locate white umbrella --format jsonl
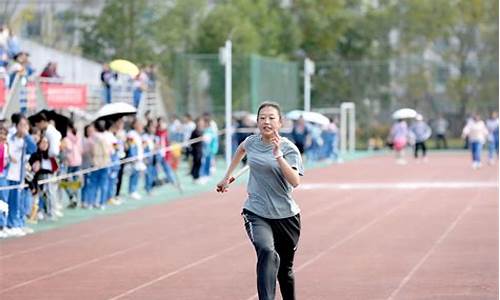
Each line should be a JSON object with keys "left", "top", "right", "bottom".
{"left": 286, "top": 110, "right": 330, "bottom": 126}
{"left": 95, "top": 102, "right": 137, "bottom": 121}
{"left": 392, "top": 108, "right": 418, "bottom": 120}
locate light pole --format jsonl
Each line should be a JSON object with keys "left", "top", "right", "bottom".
{"left": 220, "top": 40, "right": 232, "bottom": 168}
{"left": 304, "top": 57, "right": 315, "bottom": 112}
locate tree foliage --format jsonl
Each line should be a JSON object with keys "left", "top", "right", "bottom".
{"left": 76, "top": 0, "right": 497, "bottom": 121}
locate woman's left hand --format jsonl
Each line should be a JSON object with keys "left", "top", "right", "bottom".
{"left": 271, "top": 130, "right": 283, "bottom": 158}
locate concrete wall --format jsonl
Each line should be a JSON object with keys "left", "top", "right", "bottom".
{"left": 19, "top": 37, "right": 102, "bottom": 86}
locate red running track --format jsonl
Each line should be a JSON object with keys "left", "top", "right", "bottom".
{"left": 0, "top": 153, "right": 498, "bottom": 300}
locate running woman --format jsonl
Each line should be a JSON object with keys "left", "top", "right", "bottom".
{"left": 217, "top": 101, "right": 304, "bottom": 300}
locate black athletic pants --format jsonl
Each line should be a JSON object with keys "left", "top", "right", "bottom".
{"left": 242, "top": 209, "right": 301, "bottom": 300}
{"left": 414, "top": 141, "right": 427, "bottom": 158}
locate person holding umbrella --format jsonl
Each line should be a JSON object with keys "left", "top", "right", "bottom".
{"left": 388, "top": 118, "right": 409, "bottom": 165}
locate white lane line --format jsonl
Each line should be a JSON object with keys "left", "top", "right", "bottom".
{"left": 386, "top": 203, "right": 473, "bottom": 300}
{"left": 1, "top": 191, "right": 349, "bottom": 295}
{"left": 107, "top": 241, "right": 248, "bottom": 300}
{"left": 0, "top": 240, "right": 150, "bottom": 294}
{"left": 106, "top": 194, "right": 358, "bottom": 299}
{"left": 300, "top": 181, "right": 498, "bottom": 190}
{"left": 244, "top": 192, "right": 417, "bottom": 300}
{"left": 0, "top": 193, "right": 238, "bottom": 260}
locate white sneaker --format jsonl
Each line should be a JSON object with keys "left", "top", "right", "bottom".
{"left": 0, "top": 230, "right": 7, "bottom": 238}
{"left": 6, "top": 228, "right": 26, "bottom": 237}
{"left": 54, "top": 210, "right": 64, "bottom": 218}
{"left": 130, "top": 192, "right": 142, "bottom": 200}
{"left": 396, "top": 158, "right": 407, "bottom": 165}
{"left": 22, "top": 227, "right": 34, "bottom": 234}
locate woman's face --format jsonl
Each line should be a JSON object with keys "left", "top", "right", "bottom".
{"left": 0, "top": 130, "right": 6, "bottom": 142}
{"left": 258, "top": 106, "right": 281, "bottom": 138}
{"left": 134, "top": 121, "right": 144, "bottom": 133}
{"left": 39, "top": 138, "right": 49, "bottom": 151}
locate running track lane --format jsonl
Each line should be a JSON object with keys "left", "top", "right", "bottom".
{"left": 0, "top": 153, "right": 497, "bottom": 300}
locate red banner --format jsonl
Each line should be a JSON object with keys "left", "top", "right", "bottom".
{"left": 0, "top": 80, "right": 5, "bottom": 106}
{"left": 0, "top": 81, "right": 87, "bottom": 109}
{"left": 40, "top": 83, "right": 87, "bottom": 108}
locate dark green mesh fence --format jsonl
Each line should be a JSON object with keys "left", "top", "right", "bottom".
{"left": 173, "top": 53, "right": 300, "bottom": 117}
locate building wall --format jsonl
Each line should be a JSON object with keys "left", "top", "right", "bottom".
{"left": 19, "top": 37, "right": 102, "bottom": 86}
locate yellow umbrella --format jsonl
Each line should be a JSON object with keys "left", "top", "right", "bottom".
{"left": 109, "top": 59, "right": 140, "bottom": 77}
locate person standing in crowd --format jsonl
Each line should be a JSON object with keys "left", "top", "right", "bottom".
{"left": 166, "top": 114, "right": 180, "bottom": 143}
{"left": 389, "top": 119, "right": 409, "bottom": 165}
{"left": 102, "top": 120, "right": 120, "bottom": 206}
{"left": 60, "top": 122, "right": 82, "bottom": 208}
{"left": 81, "top": 124, "right": 95, "bottom": 209}
{"left": 40, "top": 61, "right": 61, "bottom": 79}
{"left": 485, "top": 111, "right": 499, "bottom": 165}
{"left": 236, "top": 114, "right": 256, "bottom": 165}
{"left": 155, "top": 117, "right": 178, "bottom": 187}
{"left": 142, "top": 119, "right": 157, "bottom": 195}
{"left": 0, "top": 126, "right": 9, "bottom": 238}
{"left": 28, "top": 137, "right": 58, "bottom": 220}
{"left": 9, "top": 51, "right": 33, "bottom": 88}
{"left": 217, "top": 102, "right": 303, "bottom": 300}
{"left": 433, "top": 114, "right": 448, "bottom": 149}
{"left": 462, "top": 114, "right": 489, "bottom": 169}
{"left": 9, "top": 52, "right": 33, "bottom": 114}
{"left": 189, "top": 117, "right": 205, "bottom": 184}
{"left": 181, "top": 113, "right": 196, "bottom": 160}
{"left": 127, "top": 118, "right": 145, "bottom": 200}
{"left": 90, "top": 121, "right": 112, "bottom": 209}
{"left": 5, "top": 115, "right": 36, "bottom": 237}
{"left": 33, "top": 113, "right": 63, "bottom": 217}
{"left": 323, "top": 117, "right": 339, "bottom": 162}
{"left": 410, "top": 115, "right": 432, "bottom": 162}
{"left": 307, "top": 123, "right": 323, "bottom": 162}
{"left": 132, "top": 68, "right": 148, "bottom": 109}
{"left": 200, "top": 112, "right": 219, "bottom": 181}
{"left": 110, "top": 118, "right": 127, "bottom": 204}
{"left": 100, "top": 63, "right": 115, "bottom": 104}
{"left": 291, "top": 116, "right": 310, "bottom": 157}
{"left": 463, "top": 114, "right": 474, "bottom": 149}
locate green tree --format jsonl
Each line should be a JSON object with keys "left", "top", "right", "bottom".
{"left": 79, "top": 0, "right": 157, "bottom": 64}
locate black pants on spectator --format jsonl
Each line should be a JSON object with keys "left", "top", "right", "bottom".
{"left": 190, "top": 153, "right": 202, "bottom": 180}
{"left": 435, "top": 134, "right": 448, "bottom": 149}
{"left": 414, "top": 141, "right": 427, "bottom": 158}
{"left": 242, "top": 209, "right": 301, "bottom": 300}
{"left": 115, "top": 164, "right": 125, "bottom": 197}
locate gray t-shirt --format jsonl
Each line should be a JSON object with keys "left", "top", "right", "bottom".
{"left": 242, "top": 134, "right": 304, "bottom": 219}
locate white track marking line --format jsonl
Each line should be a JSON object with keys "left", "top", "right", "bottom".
{"left": 107, "top": 241, "right": 247, "bottom": 300}
{"left": 1, "top": 192, "right": 350, "bottom": 295}
{"left": 0, "top": 195, "right": 238, "bottom": 260}
{"left": 386, "top": 202, "right": 473, "bottom": 300}
{"left": 244, "top": 191, "right": 419, "bottom": 300}
{"left": 300, "top": 181, "right": 498, "bottom": 190}
{"left": 0, "top": 240, "right": 151, "bottom": 294}
{"left": 0, "top": 222, "right": 140, "bottom": 260}
{"left": 105, "top": 194, "right": 358, "bottom": 299}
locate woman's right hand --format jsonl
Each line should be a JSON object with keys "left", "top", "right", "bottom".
{"left": 216, "top": 177, "right": 230, "bottom": 193}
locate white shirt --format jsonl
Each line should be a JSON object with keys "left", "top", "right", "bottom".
{"left": 45, "top": 124, "right": 62, "bottom": 158}
{"left": 7, "top": 135, "right": 25, "bottom": 181}
{"left": 462, "top": 120, "right": 489, "bottom": 144}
